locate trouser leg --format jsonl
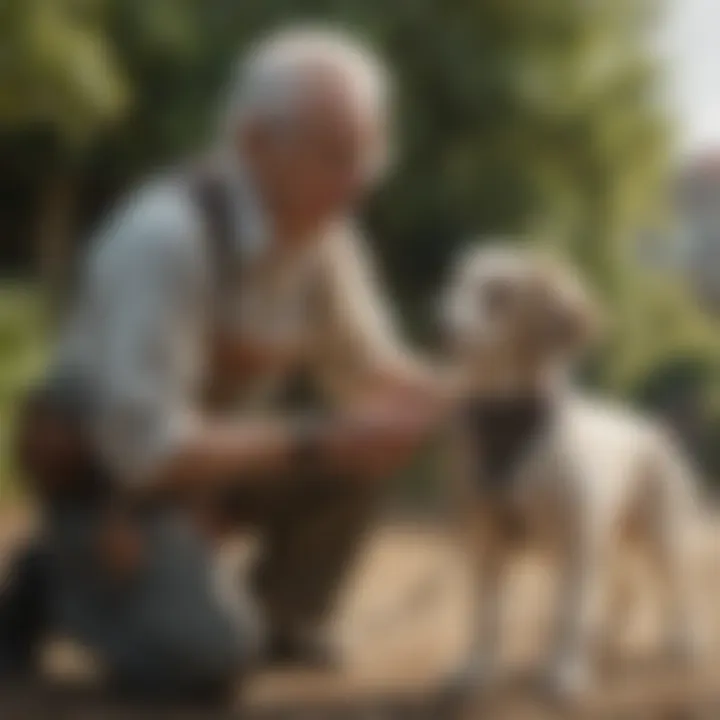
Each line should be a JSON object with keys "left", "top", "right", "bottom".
{"left": 49, "top": 509, "right": 252, "bottom": 699}
{"left": 250, "top": 477, "right": 379, "bottom": 641}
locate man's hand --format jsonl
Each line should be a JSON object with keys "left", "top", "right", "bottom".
{"left": 153, "top": 393, "right": 449, "bottom": 496}
{"left": 313, "top": 361, "right": 457, "bottom": 481}
{"left": 317, "top": 404, "right": 438, "bottom": 480}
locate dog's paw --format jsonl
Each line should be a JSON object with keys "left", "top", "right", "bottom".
{"left": 541, "top": 656, "right": 593, "bottom": 702}
{"left": 664, "top": 627, "right": 708, "bottom": 668}
{"left": 444, "top": 655, "right": 499, "bottom": 696}
{"left": 436, "top": 657, "right": 498, "bottom": 718}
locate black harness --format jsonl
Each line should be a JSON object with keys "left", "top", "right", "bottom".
{"left": 463, "top": 394, "right": 553, "bottom": 492}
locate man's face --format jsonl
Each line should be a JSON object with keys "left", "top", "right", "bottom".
{"left": 242, "top": 75, "right": 384, "bottom": 239}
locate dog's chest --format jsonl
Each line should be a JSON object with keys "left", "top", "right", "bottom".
{"left": 462, "top": 396, "right": 552, "bottom": 496}
{"left": 460, "top": 396, "right": 554, "bottom": 544}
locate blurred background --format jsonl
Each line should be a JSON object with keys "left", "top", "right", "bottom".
{"left": 0, "top": 0, "right": 718, "bottom": 500}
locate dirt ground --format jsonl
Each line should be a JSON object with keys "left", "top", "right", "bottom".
{"left": 0, "top": 512, "right": 719, "bottom": 719}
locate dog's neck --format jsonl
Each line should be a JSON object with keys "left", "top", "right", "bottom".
{"left": 459, "top": 355, "right": 569, "bottom": 403}
{"left": 461, "top": 365, "right": 563, "bottom": 493}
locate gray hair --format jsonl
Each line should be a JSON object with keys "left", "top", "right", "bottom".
{"left": 222, "top": 26, "right": 393, "bottom": 178}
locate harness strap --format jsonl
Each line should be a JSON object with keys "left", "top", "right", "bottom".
{"left": 464, "top": 395, "right": 553, "bottom": 489}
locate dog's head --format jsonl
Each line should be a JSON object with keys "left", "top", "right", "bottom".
{"left": 439, "top": 244, "right": 602, "bottom": 388}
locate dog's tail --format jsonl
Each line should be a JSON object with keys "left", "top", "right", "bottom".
{"left": 643, "top": 426, "right": 710, "bottom": 655}
{"left": 636, "top": 425, "right": 706, "bottom": 611}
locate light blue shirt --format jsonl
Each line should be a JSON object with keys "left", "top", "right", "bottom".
{"left": 57, "top": 163, "right": 412, "bottom": 483}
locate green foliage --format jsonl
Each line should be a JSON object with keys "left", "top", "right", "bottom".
{"left": 0, "top": 0, "right": 717, "bottom": 490}
{"left": 0, "top": 285, "right": 47, "bottom": 500}
{"left": 0, "top": 0, "right": 128, "bottom": 148}
{"left": 86, "top": 1, "right": 672, "bottom": 308}
{"left": 603, "top": 273, "right": 720, "bottom": 392}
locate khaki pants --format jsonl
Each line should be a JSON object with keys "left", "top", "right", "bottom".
{"left": 220, "top": 474, "right": 378, "bottom": 639}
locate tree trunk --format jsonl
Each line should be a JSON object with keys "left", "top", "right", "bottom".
{"left": 35, "top": 169, "right": 77, "bottom": 321}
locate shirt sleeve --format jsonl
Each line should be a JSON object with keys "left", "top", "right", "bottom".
{"left": 87, "top": 187, "right": 210, "bottom": 484}
{"left": 312, "top": 224, "right": 422, "bottom": 403}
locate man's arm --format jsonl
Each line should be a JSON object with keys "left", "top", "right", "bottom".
{"left": 90, "top": 194, "right": 423, "bottom": 496}
{"left": 311, "top": 226, "right": 451, "bottom": 477}
{"left": 314, "top": 225, "right": 447, "bottom": 407}
{"left": 86, "top": 190, "right": 296, "bottom": 493}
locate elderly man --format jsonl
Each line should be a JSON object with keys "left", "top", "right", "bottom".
{"left": 0, "top": 28, "right": 442, "bottom": 697}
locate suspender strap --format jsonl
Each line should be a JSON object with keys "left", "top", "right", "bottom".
{"left": 18, "top": 165, "right": 241, "bottom": 503}
{"left": 187, "top": 164, "right": 238, "bottom": 297}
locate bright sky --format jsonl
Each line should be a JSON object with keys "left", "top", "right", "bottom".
{"left": 658, "top": 0, "right": 720, "bottom": 156}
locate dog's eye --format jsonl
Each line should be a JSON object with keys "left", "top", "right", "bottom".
{"left": 481, "top": 281, "right": 512, "bottom": 314}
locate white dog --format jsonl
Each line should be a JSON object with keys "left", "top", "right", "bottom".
{"left": 440, "top": 245, "right": 702, "bottom": 696}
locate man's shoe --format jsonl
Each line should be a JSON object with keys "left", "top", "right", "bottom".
{"left": 0, "top": 543, "right": 51, "bottom": 679}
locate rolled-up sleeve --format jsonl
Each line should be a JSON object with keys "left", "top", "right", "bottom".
{"left": 312, "top": 224, "right": 424, "bottom": 403}
{"left": 87, "top": 188, "right": 209, "bottom": 484}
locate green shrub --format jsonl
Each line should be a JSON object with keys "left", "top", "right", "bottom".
{"left": 0, "top": 283, "right": 48, "bottom": 502}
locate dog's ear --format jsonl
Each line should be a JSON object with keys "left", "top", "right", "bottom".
{"left": 435, "top": 246, "right": 476, "bottom": 341}
{"left": 535, "top": 262, "right": 604, "bottom": 356}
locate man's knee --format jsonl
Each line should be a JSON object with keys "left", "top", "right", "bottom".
{"left": 112, "top": 619, "right": 247, "bottom": 697}
{"left": 167, "top": 631, "right": 245, "bottom": 685}
{"left": 305, "top": 471, "right": 380, "bottom": 513}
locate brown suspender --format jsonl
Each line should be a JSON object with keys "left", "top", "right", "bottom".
{"left": 16, "top": 166, "right": 240, "bottom": 500}
{"left": 187, "top": 164, "right": 237, "bottom": 298}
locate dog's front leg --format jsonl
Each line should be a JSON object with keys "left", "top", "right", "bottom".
{"left": 455, "top": 514, "right": 505, "bottom": 691}
{"left": 442, "top": 424, "right": 505, "bottom": 693}
{"left": 470, "top": 531, "right": 504, "bottom": 684}
{"left": 547, "top": 513, "right": 606, "bottom": 697}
